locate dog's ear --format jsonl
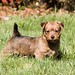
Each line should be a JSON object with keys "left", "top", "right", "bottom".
{"left": 56, "top": 21, "right": 64, "bottom": 29}
{"left": 41, "top": 22, "right": 48, "bottom": 28}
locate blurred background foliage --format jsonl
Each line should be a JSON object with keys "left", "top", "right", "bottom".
{"left": 0, "top": 0, "right": 75, "bottom": 11}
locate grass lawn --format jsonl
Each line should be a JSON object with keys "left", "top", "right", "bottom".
{"left": 0, "top": 14, "right": 75, "bottom": 75}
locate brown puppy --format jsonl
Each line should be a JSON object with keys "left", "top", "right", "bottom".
{"left": 0, "top": 22, "right": 64, "bottom": 59}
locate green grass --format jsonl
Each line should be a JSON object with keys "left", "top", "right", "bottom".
{"left": 0, "top": 14, "right": 75, "bottom": 75}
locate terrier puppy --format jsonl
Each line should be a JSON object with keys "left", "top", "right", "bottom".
{"left": 0, "top": 21, "right": 64, "bottom": 59}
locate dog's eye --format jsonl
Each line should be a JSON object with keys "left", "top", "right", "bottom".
{"left": 46, "top": 31, "right": 49, "bottom": 33}
{"left": 55, "top": 30, "right": 58, "bottom": 32}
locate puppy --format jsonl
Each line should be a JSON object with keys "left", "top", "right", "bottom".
{"left": 0, "top": 21, "right": 64, "bottom": 59}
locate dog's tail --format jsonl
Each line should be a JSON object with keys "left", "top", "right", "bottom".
{"left": 12, "top": 23, "right": 21, "bottom": 37}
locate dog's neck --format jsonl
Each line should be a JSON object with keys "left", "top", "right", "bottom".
{"left": 41, "top": 35, "right": 60, "bottom": 50}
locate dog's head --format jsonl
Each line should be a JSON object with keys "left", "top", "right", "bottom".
{"left": 41, "top": 21, "right": 64, "bottom": 43}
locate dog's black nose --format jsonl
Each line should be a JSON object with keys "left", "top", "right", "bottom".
{"left": 51, "top": 35, "right": 54, "bottom": 39}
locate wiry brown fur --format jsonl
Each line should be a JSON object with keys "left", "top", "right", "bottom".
{"left": 0, "top": 22, "right": 64, "bottom": 59}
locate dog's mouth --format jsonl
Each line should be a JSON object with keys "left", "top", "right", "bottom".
{"left": 47, "top": 39, "right": 59, "bottom": 44}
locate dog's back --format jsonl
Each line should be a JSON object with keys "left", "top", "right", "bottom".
{"left": 1, "top": 23, "right": 36, "bottom": 57}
